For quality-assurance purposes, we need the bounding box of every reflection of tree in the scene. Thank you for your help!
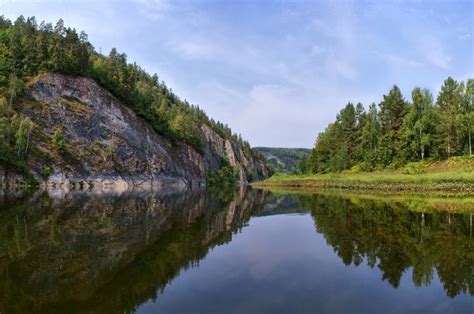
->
[0,188,269,313]
[300,193,473,297]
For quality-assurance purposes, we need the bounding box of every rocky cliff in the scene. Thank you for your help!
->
[0,73,270,188]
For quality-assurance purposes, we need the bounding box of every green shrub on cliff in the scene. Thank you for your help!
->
[207,157,239,186]
[51,128,65,151]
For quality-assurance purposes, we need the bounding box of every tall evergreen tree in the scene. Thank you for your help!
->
[360,103,380,168]
[377,85,408,166]
[436,77,463,157]
[353,102,367,163]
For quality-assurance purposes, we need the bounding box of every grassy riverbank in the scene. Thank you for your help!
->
[260,187,474,212]
[253,157,474,193]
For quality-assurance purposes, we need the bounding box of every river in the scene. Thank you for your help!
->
[0,188,472,313]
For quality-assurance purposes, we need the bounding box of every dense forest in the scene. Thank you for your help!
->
[0,16,260,172]
[300,78,474,173]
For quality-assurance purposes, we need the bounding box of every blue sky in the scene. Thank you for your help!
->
[1,0,472,148]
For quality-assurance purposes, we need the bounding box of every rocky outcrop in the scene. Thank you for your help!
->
[201,124,270,183]
[5,73,270,188]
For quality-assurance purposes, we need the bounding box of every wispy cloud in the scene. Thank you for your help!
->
[0,0,471,147]
[132,0,173,21]
[167,36,216,59]
[372,51,423,68]
[419,37,452,70]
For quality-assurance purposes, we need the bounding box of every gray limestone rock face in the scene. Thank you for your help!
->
[3,73,270,188]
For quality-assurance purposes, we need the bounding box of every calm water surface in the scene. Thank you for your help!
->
[0,188,472,313]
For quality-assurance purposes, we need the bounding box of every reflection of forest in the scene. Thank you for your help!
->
[300,193,473,298]
[0,189,471,313]
[0,188,269,313]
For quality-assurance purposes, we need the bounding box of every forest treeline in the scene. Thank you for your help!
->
[0,16,259,168]
[300,77,474,173]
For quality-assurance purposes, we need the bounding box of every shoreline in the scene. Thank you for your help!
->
[252,174,474,195]
[253,186,474,213]
[253,180,474,193]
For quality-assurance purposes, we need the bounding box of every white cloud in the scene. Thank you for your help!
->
[372,51,423,68]
[0,0,470,147]
[168,37,215,59]
[333,60,357,80]
[419,37,452,70]
[132,0,173,21]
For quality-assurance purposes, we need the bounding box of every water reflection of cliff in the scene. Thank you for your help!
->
[0,187,269,313]
[1,189,472,312]
[300,193,473,298]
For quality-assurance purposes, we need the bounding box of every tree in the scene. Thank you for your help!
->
[14,116,33,159]
[436,77,463,157]
[310,122,341,173]
[457,79,474,156]
[8,73,24,108]
[0,97,11,160]
[360,103,380,168]
[377,85,408,167]
[36,22,52,71]
[402,88,440,161]
[338,102,357,164]
[352,102,367,163]
[51,19,65,72]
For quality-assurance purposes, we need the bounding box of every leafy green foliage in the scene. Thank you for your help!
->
[51,128,65,151]
[304,79,473,174]
[0,96,34,164]
[207,157,239,186]
[41,165,51,179]
[0,96,36,182]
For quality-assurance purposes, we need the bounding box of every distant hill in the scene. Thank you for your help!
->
[254,147,311,173]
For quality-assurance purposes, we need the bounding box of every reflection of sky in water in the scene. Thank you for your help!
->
[0,190,472,313]
[141,214,472,314]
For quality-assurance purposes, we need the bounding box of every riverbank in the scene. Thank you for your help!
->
[252,157,474,194]
[256,187,474,212]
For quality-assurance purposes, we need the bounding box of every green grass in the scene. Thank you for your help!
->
[253,156,474,193]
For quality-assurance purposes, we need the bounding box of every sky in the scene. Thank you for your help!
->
[1,0,473,148]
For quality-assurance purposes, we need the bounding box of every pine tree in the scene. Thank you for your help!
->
[436,77,462,157]
[377,85,408,167]
[353,102,367,163]
[361,103,380,168]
